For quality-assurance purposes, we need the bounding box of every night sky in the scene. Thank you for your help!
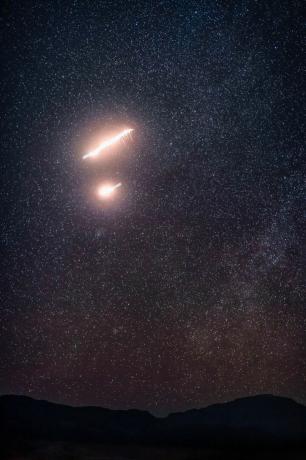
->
[1,1,305,415]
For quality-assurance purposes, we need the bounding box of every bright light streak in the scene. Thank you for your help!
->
[97,182,122,199]
[83,128,133,160]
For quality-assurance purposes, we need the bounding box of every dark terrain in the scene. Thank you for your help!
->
[1,394,305,459]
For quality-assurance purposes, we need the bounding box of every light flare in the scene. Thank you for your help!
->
[97,182,122,199]
[83,128,133,160]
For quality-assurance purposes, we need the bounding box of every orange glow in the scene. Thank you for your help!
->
[83,128,133,160]
[97,182,122,199]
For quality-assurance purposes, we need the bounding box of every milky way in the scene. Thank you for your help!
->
[0,1,305,414]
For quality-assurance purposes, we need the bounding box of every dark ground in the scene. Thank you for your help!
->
[1,395,306,459]
[2,440,306,460]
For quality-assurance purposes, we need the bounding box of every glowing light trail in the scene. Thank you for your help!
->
[83,128,133,160]
[97,182,122,199]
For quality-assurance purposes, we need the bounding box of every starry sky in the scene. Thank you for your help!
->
[1,1,305,415]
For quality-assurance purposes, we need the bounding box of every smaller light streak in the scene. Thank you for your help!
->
[97,182,122,199]
[83,128,133,160]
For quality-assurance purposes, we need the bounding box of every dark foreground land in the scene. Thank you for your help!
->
[2,440,306,460]
[1,394,305,459]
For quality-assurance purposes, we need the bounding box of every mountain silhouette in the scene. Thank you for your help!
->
[1,394,305,449]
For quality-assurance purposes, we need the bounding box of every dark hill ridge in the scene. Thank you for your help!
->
[157,395,306,445]
[1,394,305,447]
